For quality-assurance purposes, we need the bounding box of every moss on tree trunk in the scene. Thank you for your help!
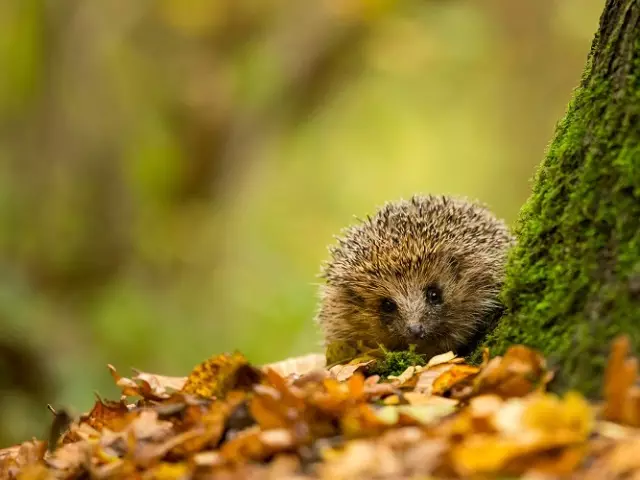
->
[472,0,640,398]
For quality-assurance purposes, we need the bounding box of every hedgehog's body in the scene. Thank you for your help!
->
[316,195,514,358]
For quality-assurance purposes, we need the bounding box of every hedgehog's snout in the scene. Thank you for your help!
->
[398,292,430,341]
[406,322,426,340]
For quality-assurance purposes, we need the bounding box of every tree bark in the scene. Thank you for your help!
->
[474,0,640,398]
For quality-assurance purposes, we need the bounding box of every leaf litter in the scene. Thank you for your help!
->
[2,336,640,479]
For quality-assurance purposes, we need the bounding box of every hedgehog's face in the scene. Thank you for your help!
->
[319,252,504,358]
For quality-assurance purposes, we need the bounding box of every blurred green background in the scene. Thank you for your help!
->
[0,0,603,446]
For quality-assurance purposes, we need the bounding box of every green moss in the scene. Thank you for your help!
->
[472,2,640,398]
[370,346,426,377]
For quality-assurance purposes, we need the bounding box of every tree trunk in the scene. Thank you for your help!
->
[474,0,640,398]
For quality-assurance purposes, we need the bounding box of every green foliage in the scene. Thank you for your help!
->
[474,1,640,397]
[370,346,426,377]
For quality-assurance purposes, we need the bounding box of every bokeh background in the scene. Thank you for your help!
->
[0,0,603,446]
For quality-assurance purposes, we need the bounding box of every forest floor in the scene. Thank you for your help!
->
[2,336,640,479]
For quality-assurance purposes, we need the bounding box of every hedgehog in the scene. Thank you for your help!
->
[315,194,515,359]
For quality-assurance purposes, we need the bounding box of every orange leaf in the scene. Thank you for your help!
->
[220,426,296,463]
[471,345,548,398]
[250,386,291,430]
[603,335,640,426]
[432,365,480,395]
[62,398,130,443]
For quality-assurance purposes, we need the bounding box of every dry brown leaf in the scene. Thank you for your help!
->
[263,353,327,378]
[109,364,186,400]
[44,441,91,475]
[414,363,454,395]
[250,386,292,430]
[328,360,375,382]
[173,391,247,456]
[602,436,640,475]
[471,345,548,398]
[5,334,640,480]
[134,429,204,468]
[133,370,187,395]
[220,426,296,463]
[61,398,130,445]
[14,464,51,480]
[128,410,174,442]
[319,440,402,479]
[0,440,47,479]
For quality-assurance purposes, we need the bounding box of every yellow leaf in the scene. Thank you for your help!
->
[452,435,520,475]
[432,365,480,395]
[522,391,593,442]
[144,462,191,479]
[181,352,263,399]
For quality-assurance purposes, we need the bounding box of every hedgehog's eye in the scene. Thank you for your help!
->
[425,284,443,305]
[380,298,397,314]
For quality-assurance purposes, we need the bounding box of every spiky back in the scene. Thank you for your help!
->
[321,195,513,286]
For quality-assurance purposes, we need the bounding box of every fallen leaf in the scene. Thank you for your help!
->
[396,402,458,426]
[329,360,375,382]
[109,364,186,400]
[425,351,456,368]
[403,392,458,408]
[181,352,264,399]
[325,341,381,366]
[318,440,402,479]
[603,436,640,476]
[5,334,640,480]
[128,411,173,442]
[61,398,130,444]
[192,450,224,468]
[387,365,422,387]
[471,345,548,398]
[220,426,297,463]
[603,335,640,427]
[132,370,187,396]
[383,395,400,405]
[432,365,480,395]
[172,391,247,456]
[142,461,191,479]
[414,363,455,395]
[263,353,327,378]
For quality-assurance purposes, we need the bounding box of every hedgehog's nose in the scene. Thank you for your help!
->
[407,323,426,340]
